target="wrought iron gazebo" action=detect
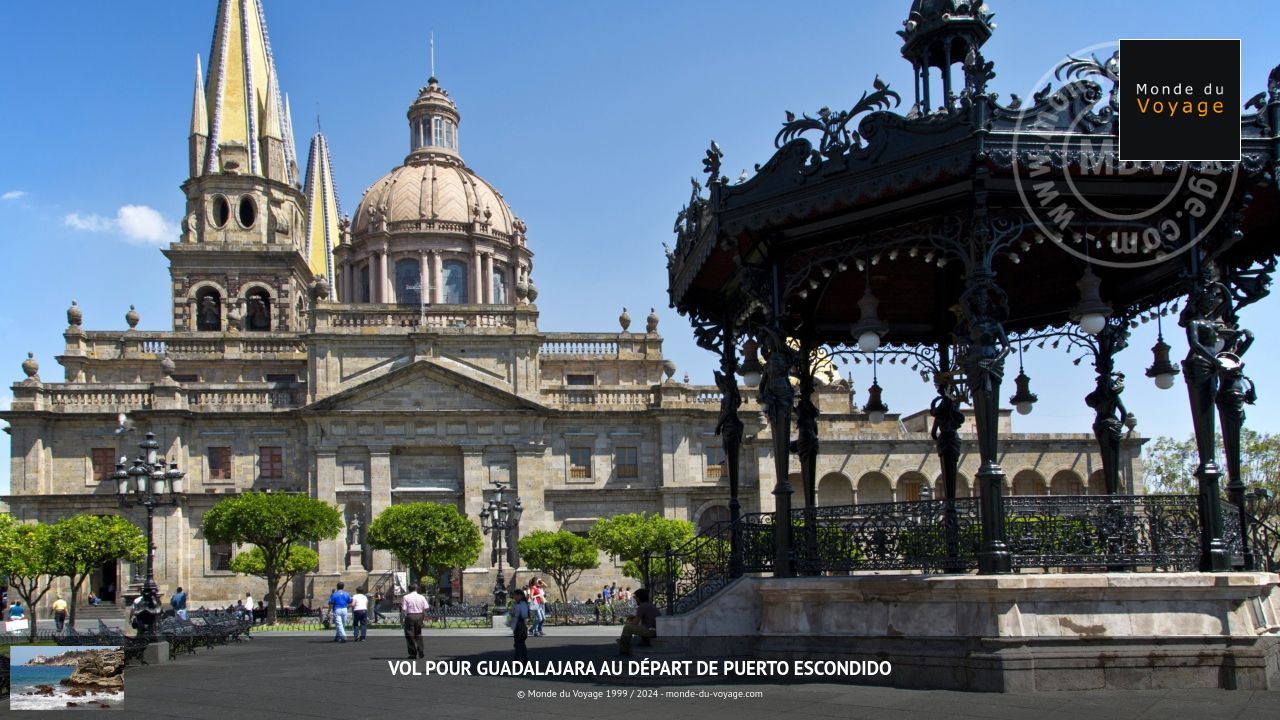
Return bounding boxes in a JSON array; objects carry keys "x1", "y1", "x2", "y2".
[{"x1": 663, "y1": 0, "x2": 1280, "y2": 607}]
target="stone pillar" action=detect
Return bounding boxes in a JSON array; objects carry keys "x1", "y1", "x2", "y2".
[
  {"x1": 473, "y1": 251, "x2": 483, "y2": 304},
  {"x1": 419, "y1": 251, "x2": 429, "y2": 305},
  {"x1": 386, "y1": 250, "x2": 396, "y2": 303},
  {"x1": 482, "y1": 253, "x2": 494, "y2": 304},
  {"x1": 378, "y1": 248, "x2": 390, "y2": 303},
  {"x1": 369, "y1": 448, "x2": 393, "y2": 571},
  {"x1": 461, "y1": 446, "x2": 490, "y2": 602},
  {"x1": 315, "y1": 448, "x2": 345, "y2": 574},
  {"x1": 431, "y1": 252, "x2": 443, "y2": 304}
]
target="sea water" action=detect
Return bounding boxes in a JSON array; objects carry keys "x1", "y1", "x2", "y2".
[{"x1": 9, "y1": 664, "x2": 124, "y2": 711}]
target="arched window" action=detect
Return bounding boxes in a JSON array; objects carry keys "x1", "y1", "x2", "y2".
[
  {"x1": 444, "y1": 119, "x2": 456, "y2": 150},
  {"x1": 697, "y1": 506, "x2": 731, "y2": 534},
  {"x1": 492, "y1": 264, "x2": 507, "y2": 304},
  {"x1": 244, "y1": 288, "x2": 271, "y2": 332},
  {"x1": 898, "y1": 471, "x2": 929, "y2": 502},
  {"x1": 395, "y1": 258, "x2": 421, "y2": 306},
  {"x1": 432, "y1": 116, "x2": 444, "y2": 148},
  {"x1": 1052, "y1": 471, "x2": 1086, "y2": 496},
  {"x1": 195, "y1": 287, "x2": 222, "y2": 331},
  {"x1": 817, "y1": 473, "x2": 853, "y2": 506},
  {"x1": 1012, "y1": 470, "x2": 1047, "y2": 496},
  {"x1": 442, "y1": 259, "x2": 468, "y2": 304},
  {"x1": 358, "y1": 263, "x2": 371, "y2": 303},
  {"x1": 856, "y1": 472, "x2": 892, "y2": 504}
]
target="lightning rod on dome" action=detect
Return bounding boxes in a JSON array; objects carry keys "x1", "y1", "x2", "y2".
[{"x1": 430, "y1": 32, "x2": 436, "y2": 79}]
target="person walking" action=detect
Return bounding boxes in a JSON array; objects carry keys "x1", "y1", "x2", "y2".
[
  {"x1": 328, "y1": 582, "x2": 352, "y2": 643},
  {"x1": 52, "y1": 596, "x2": 69, "y2": 632},
  {"x1": 509, "y1": 589, "x2": 530, "y2": 661},
  {"x1": 400, "y1": 583, "x2": 428, "y2": 659},
  {"x1": 241, "y1": 593, "x2": 254, "y2": 622},
  {"x1": 371, "y1": 591, "x2": 386, "y2": 623},
  {"x1": 527, "y1": 578, "x2": 547, "y2": 637},
  {"x1": 351, "y1": 586, "x2": 369, "y2": 642},
  {"x1": 170, "y1": 587, "x2": 188, "y2": 621}
]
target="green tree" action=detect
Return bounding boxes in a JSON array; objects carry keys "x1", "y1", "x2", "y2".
[
  {"x1": 517, "y1": 530, "x2": 599, "y2": 603},
  {"x1": 51, "y1": 515, "x2": 147, "y2": 628},
  {"x1": 1144, "y1": 430, "x2": 1280, "y2": 495},
  {"x1": 228, "y1": 545, "x2": 319, "y2": 613},
  {"x1": 0, "y1": 517, "x2": 60, "y2": 642},
  {"x1": 200, "y1": 492, "x2": 342, "y2": 623},
  {"x1": 367, "y1": 503, "x2": 483, "y2": 596},
  {"x1": 1145, "y1": 431, "x2": 1280, "y2": 568},
  {"x1": 588, "y1": 512, "x2": 694, "y2": 584}
]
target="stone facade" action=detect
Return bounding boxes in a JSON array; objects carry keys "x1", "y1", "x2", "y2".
[{"x1": 0, "y1": 0, "x2": 1144, "y2": 611}]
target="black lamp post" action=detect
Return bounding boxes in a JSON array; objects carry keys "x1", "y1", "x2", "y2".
[
  {"x1": 478, "y1": 480, "x2": 522, "y2": 607},
  {"x1": 109, "y1": 431, "x2": 185, "y2": 637}
]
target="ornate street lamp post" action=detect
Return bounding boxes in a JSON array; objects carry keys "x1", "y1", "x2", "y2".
[
  {"x1": 479, "y1": 480, "x2": 522, "y2": 607},
  {"x1": 108, "y1": 431, "x2": 185, "y2": 638}
]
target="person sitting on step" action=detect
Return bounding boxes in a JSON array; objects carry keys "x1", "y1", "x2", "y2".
[{"x1": 617, "y1": 588, "x2": 658, "y2": 655}]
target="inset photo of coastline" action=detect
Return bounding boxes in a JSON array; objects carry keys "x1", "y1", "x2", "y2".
[{"x1": 8, "y1": 645, "x2": 124, "y2": 711}]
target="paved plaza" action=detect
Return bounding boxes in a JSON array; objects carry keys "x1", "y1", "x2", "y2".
[{"x1": 106, "y1": 632, "x2": 1280, "y2": 720}]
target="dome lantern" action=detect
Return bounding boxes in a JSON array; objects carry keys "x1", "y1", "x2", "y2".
[{"x1": 407, "y1": 76, "x2": 461, "y2": 161}]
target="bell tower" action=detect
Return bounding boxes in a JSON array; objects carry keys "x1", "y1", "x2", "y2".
[{"x1": 166, "y1": 0, "x2": 311, "y2": 333}]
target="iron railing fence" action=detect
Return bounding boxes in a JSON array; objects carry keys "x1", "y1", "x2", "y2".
[{"x1": 655, "y1": 494, "x2": 1259, "y2": 614}]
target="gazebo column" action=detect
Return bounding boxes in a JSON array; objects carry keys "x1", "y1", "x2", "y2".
[
  {"x1": 711, "y1": 324, "x2": 745, "y2": 578},
  {"x1": 1215, "y1": 281, "x2": 1257, "y2": 570},
  {"x1": 1181, "y1": 259, "x2": 1231, "y2": 572},
  {"x1": 962, "y1": 269, "x2": 1011, "y2": 574},
  {"x1": 759, "y1": 327, "x2": 795, "y2": 578},
  {"x1": 793, "y1": 339, "x2": 820, "y2": 575},
  {"x1": 1087, "y1": 319, "x2": 1130, "y2": 495},
  {"x1": 930, "y1": 345, "x2": 965, "y2": 572}
]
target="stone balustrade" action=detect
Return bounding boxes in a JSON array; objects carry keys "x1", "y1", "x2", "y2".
[
  {"x1": 540, "y1": 340, "x2": 620, "y2": 357},
  {"x1": 540, "y1": 383, "x2": 754, "y2": 411},
  {"x1": 10, "y1": 382, "x2": 304, "y2": 413},
  {"x1": 65, "y1": 331, "x2": 307, "y2": 360},
  {"x1": 314, "y1": 304, "x2": 522, "y2": 332}
]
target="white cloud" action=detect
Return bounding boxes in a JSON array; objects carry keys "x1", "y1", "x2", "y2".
[
  {"x1": 117, "y1": 205, "x2": 178, "y2": 244},
  {"x1": 1, "y1": 190, "x2": 27, "y2": 200},
  {"x1": 64, "y1": 212, "x2": 115, "y2": 232},
  {"x1": 64, "y1": 205, "x2": 178, "y2": 245}
]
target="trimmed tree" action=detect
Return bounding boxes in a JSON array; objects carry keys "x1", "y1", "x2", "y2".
[
  {"x1": 0, "y1": 517, "x2": 61, "y2": 642},
  {"x1": 517, "y1": 529, "x2": 599, "y2": 603},
  {"x1": 367, "y1": 503, "x2": 483, "y2": 596},
  {"x1": 588, "y1": 512, "x2": 694, "y2": 584},
  {"x1": 200, "y1": 492, "x2": 343, "y2": 623},
  {"x1": 228, "y1": 545, "x2": 320, "y2": 613},
  {"x1": 51, "y1": 514, "x2": 147, "y2": 628}
]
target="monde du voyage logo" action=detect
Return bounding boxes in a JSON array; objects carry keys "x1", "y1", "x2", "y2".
[{"x1": 1013, "y1": 39, "x2": 1242, "y2": 268}]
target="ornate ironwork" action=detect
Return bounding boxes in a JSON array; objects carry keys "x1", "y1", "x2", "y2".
[
  {"x1": 792, "y1": 499, "x2": 982, "y2": 574},
  {"x1": 1005, "y1": 495, "x2": 1200, "y2": 571},
  {"x1": 774, "y1": 76, "x2": 902, "y2": 158},
  {"x1": 657, "y1": 513, "x2": 776, "y2": 615}
]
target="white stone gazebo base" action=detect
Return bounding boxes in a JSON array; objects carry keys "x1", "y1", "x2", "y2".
[{"x1": 658, "y1": 572, "x2": 1280, "y2": 691}]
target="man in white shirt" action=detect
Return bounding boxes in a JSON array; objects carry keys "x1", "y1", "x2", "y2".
[
  {"x1": 351, "y1": 587, "x2": 370, "y2": 642},
  {"x1": 400, "y1": 584, "x2": 429, "y2": 659},
  {"x1": 241, "y1": 593, "x2": 254, "y2": 622}
]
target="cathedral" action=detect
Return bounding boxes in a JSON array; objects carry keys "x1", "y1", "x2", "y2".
[{"x1": 1, "y1": 0, "x2": 1144, "y2": 607}]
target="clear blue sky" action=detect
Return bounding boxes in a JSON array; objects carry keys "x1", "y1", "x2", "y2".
[{"x1": 2, "y1": 1, "x2": 1279, "y2": 495}]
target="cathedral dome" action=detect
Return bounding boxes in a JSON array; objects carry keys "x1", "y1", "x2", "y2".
[
  {"x1": 351, "y1": 77, "x2": 524, "y2": 244},
  {"x1": 335, "y1": 76, "x2": 533, "y2": 306},
  {"x1": 352, "y1": 158, "x2": 520, "y2": 240}
]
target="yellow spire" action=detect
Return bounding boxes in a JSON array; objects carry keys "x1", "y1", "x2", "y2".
[
  {"x1": 303, "y1": 132, "x2": 341, "y2": 297},
  {"x1": 202, "y1": 0, "x2": 294, "y2": 182},
  {"x1": 191, "y1": 55, "x2": 208, "y2": 138}
]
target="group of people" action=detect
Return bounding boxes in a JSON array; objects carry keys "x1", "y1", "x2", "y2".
[
  {"x1": 597, "y1": 583, "x2": 634, "y2": 603},
  {"x1": 326, "y1": 582, "x2": 373, "y2": 643}
]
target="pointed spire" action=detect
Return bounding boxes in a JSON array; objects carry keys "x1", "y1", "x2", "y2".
[
  {"x1": 191, "y1": 55, "x2": 208, "y2": 138},
  {"x1": 262, "y1": 71, "x2": 282, "y2": 140},
  {"x1": 304, "y1": 132, "x2": 342, "y2": 298},
  {"x1": 201, "y1": 0, "x2": 290, "y2": 179},
  {"x1": 282, "y1": 93, "x2": 299, "y2": 186}
]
